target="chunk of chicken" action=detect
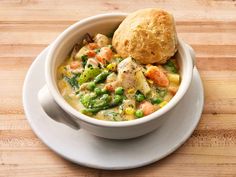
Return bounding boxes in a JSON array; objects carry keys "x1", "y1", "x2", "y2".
[
  {"x1": 117, "y1": 57, "x2": 151, "y2": 96},
  {"x1": 85, "y1": 58, "x2": 99, "y2": 69},
  {"x1": 117, "y1": 57, "x2": 139, "y2": 90},
  {"x1": 93, "y1": 34, "x2": 111, "y2": 47}
]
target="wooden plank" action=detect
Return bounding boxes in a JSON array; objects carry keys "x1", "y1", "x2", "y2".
[
  {"x1": 0, "y1": 0, "x2": 235, "y2": 22},
  {"x1": 0, "y1": 44, "x2": 236, "y2": 59},
  {"x1": 0, "y1": 114, "x2": 235, "y2": 154},
  {"x1": 196, "y1": 57, "x2": 236, "y2": 71},
  {"x1": 0, "y1": 45, "x2": 47, "y2": 58},
  {"x1": 0, "y1": 115, "x2": 31, "y2": 130},
  {"x1": 193, "y1": 45, "x2": 236, "y2": 58},
  {"x1": 0, "y1": 114, "x2": 236, "y2": 176},
  {"x1": 0, "y1": 0, "x2": 236, "y2": 176},
  {"x1": 1, "y1": 31, "x2": 236, "y2": 45},
  {"x1": 1, "y1": 20, "x2": 236, "y2": 33}
]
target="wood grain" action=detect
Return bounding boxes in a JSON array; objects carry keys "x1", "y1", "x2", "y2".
[{"x1": 0, "y1": 0, "x2": 236, "y2": 176}]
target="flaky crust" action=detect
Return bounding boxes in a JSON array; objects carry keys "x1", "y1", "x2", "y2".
[{"x1": 112, "y1": 8, "x2": 177, "y2": 64}]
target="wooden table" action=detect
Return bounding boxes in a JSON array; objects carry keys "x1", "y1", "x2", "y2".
[{"x1": 1, "y1": 0, "x2": 236, "y2": 176}]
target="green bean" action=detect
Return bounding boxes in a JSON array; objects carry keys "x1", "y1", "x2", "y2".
[
  {"x1": 78, "y1": 67, "x2": 101, "y2": 84},
  {"x1": 81, "y1": 100, "x2": 121, "y2": 115},
  {"x1": 94, "y1": 71, "x2": 109, "y2": 83},
  {"x1": 92, "y1": 99, "x2": 108, "y2": 108},
  {"x1": 81, "y1": 107, "x2": 106, "y2": 115},
  {"x1": 101, "y1": 94, "x2": 112, "y2": 102},
  {"x1": 80, "y1": 93, "x2": 97, "y2": 108}
]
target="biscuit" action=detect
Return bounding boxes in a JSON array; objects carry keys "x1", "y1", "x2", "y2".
[{"x1": 112, "y1": 8, "x2": 177, "y2": 64}]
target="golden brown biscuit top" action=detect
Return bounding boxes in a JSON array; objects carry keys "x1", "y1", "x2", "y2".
[{"x1": 112, "y1": 8, "x2": 177, "y2": 64}]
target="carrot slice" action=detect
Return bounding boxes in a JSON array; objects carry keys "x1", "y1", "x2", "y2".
[
  {"x1": 95, "y1": 55, "x2": 106, "y2": 64},
  {"x1": 105, "y1": 84, "x2": 114, "y2": 92},
  {"x1": 146, "y1": 66, "x2": 169, "y2": 87},
  {"x1": 70, "y1": 61, "x2": 80, "y2": 69},
  {"x1": 139, "y1": 101, "x2": 155, "y2": 116},
  {"x1": 87, "y1": 50, "x2": 96, "y2": 57},
  {"x1": 88, "y1": 43, "x2": 99, "y2": 50}
]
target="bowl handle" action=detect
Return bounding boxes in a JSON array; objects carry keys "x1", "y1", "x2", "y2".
[
  {"x1": 38, "y1": 85, "x2": 80, "y2": 130},
  {"x1": 186, "y1": 44, "x2": 196, "y2": 68}
]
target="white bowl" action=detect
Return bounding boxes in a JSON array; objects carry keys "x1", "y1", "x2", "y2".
[{"x1": 38, "y1": 13, "x2": 195, "y2": 139}]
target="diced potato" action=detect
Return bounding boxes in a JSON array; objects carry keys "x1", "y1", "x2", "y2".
[
  {"x1": 136, "y1": 70, "x2": 151, "y2": 96},
  {"x1": 168, "y1": 85, "x2": 179, "y2": 95},
  {"x1": 164, "y1": 93, "x2": 173, "y2": 101},
  {"x1": 93, "y1": 33, "x2": 111, "y2": 47},
  {"x1": 167, "y1": 73, "x2": 180, "y2": 85}
]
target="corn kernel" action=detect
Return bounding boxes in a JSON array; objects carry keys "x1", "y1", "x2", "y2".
[
  {"x1": 127, "y1": 88, "x2": 135, "y2": 94},
  {"x1": 106, "y1": 63, "x2": 117, "y2": 71},
  {"x1": 159, "y1": 101, "x2": 168, "y2": 108},
  {"x1": 65, "y1": 70, "x2": 72, "y2": 77},
  {"x1": 125, "y1": 107, "x2": 135, "y2": 115},
  {"x1": 58, "y1": 66, "x2": 65, "y2": 74}
]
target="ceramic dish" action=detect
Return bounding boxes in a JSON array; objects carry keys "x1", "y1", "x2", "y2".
[
  {"x1": 38, "y1": 13, "x2": 195, "y2": 139},
  {"x1": 23, "y1": 47, "x2": 203, "y2": 169}
]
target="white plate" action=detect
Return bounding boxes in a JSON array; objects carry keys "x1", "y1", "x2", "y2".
[{"x1": 23, "y1": 47, "x2": 204, "y2": 170}]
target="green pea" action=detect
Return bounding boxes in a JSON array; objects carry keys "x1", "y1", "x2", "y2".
[
  {"x1": 135, "y1": 93, "x2": 145, "y2": 102},
  {"x1": 114, "y1": 95, "x2": 123, "y2": 104},
  {"x1": 87, "y1": 82, "x2": 96, "y2": 91},
  {"x1": 151, "y1": 98, "x2": 163, "y2": 104},
  {"x1": 135, "y1": 109, "x2": 144, "y2": 118},
  {"x1": 115, "y1": 87, "x2": 124, "y2": 95},
  {"x1": 94, "y1": 87, "x2": 102, "y2": 95},
  {"x1": 101, "y1": 88, "x2": 109, "y2": 94}
]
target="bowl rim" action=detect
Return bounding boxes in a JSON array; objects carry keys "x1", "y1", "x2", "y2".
[{"x1": 45, "y1": 12, "x2": 193, "y2": 127}]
